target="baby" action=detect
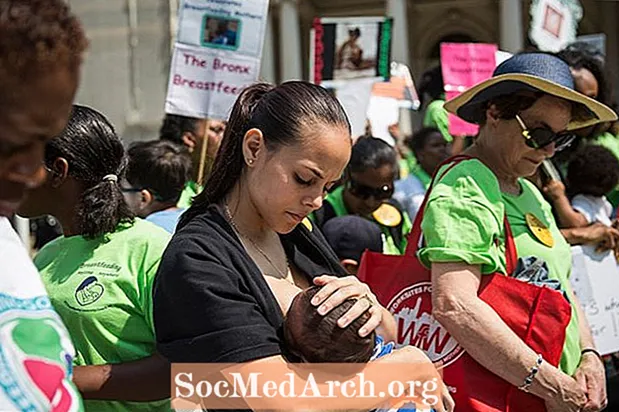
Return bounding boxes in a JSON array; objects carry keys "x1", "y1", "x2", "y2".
[
  {"x1": 283, "y1": 286, "x2": 388, "y2": 363},
  {"x1": 283, "y1": 286, "x2": 434, "y2": 412}
]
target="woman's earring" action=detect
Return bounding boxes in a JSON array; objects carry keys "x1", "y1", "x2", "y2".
[{"x1": 247, "y1": 159, "x2": 254, "y2": 165}]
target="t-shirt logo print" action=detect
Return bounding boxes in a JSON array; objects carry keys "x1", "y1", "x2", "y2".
[{"x1": 75, "y1": 276, "x2": 104, "y2": 306}]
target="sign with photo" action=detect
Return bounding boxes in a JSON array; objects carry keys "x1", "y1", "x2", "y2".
[
  {"x1": 311, "y1": 16, "x2": 392, "y2": 85},
  {"x1": 165, "y1": 0, "x2": 269, "y2": 120},
  {"x1": 529, "y1": 0, "x2": 583, "y2": 52},
  {"x1": 176, "y1": 0, "x2": 268, "y2": 58},
  {"x1": 441, "y1": 42, "x2": 497, "y2": 137}
]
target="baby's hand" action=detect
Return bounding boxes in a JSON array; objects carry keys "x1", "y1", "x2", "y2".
[{"x1": 543, "y1": 179, "x2": 566, "y2": 202}]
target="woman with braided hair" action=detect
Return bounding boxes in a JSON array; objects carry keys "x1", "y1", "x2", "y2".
[{"x1": 19, "y1": 105, "x2": 172, "y2": 411}]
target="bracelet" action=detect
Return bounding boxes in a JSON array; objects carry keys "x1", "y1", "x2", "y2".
[
  {"x1": 518, "y1": 354, "x2": 543, "y2": 392},
  {"x1": 581, "y1": 348, "x2": 603, "y2": 362}
]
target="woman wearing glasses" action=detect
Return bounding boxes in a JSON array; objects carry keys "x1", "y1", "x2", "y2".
[
  {"x1": 313, "y1": 136, "x2": 412, "y2": 255},
  {"x1": 18, "y1": 105, "x2": 172, "y2": 411},
  {"x1": 419, "y1": 53, "x2": 616, "y2": 412}
]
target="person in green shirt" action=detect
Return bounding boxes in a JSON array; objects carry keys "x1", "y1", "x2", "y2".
[
  {"x1": 159, "y1": 114, "x2": 226, "y2": 208},
  {"x1": 393, "y1": 128, "x2": 449, "y2": 221},
  {"x1": 18, "y1": 105, "x2": 171, "y2": 412},
  {"x1": 422, "y1": 53, "x2": 617, "y2": 411},
  {"x1": 313, "y1": 136, "x2": 412, "y2": 255}
]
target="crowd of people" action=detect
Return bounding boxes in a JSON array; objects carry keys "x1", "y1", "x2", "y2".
[{"x1": 5, "y1": 1, "x2": 619, "y2": 412}]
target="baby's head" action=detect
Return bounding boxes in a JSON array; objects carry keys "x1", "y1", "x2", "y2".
[
  {"x1": 568, "y1": 145, "x2": 619, "y2": 197},
  {"x1": 284, "y1": 286, "x2": 375, "y2": 363}
]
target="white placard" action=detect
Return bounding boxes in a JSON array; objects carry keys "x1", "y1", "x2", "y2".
[
  {"x1": 530, "y1": 0, "x2": 582, "y2": 53},
  {"x1": 165, "y1": 43, "x2": 260, "y2": 120},
  {"x1": 165, "y1": 0, "x2": 268, "y2": 119},
  {"x1": 177, "y1": 0, "x2": 269, "y2": 59},
  {"x1": 570, "y1": 245, "x2": 619, "y2": 355},
  {"x1": 326, "y1": 77, "x2": 381, "y2": 140},
  {"x1": 366, "y1": 96, "x2": 399, "y2": 146}
]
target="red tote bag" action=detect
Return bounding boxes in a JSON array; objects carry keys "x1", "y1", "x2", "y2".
[{"x1": 357, "y1": 156, "x2": 572, "y2": 412}]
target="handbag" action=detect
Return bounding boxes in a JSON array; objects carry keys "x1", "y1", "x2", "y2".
[{"x1": 358, "y1": 156, "x2": 572, "y2": 411}]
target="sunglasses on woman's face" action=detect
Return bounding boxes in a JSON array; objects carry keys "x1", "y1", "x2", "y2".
[
  {"x1": 347, "y1": 179, "x2": 394, "y2": 201},
  {"x1": 515, "y1": 114, "x2": 576, "y2": 152}
]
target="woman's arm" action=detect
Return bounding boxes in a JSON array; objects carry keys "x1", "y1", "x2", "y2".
[
  {"x1": 561, "y1": 223, "x2": 619, "y2": 249},
  {"x1": 431, "y1": 262, "x2": 586, "y2": 410},
  {"x1": 543, "y1": 180, "x2": 588, "y2": 228},
  {"x1": 73, "y1": 353, "x2": 169, "y2": 401}
]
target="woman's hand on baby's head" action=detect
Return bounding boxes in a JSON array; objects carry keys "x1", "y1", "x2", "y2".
[{"x1": 311, "y1": 275, "x2": 382, "y2": 337}]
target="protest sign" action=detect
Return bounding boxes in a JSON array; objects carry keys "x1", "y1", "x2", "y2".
[
  {"x1": 366, "y1": 62, "x2": 419, "y2": 144},
  {"x1": 176, "y1": 0, "x2": 268, "y2": 58},
  {"x1": 529, "y1": 0, "x2": 583, "y2": 52},
  {"x1": 441, "y1": 43, "x2": 497, "y2": 137},
  {"x1": 311, "y1": 16, "x2": 392, "y2": 84},
  {"x1": 165, "y1": 43, "x2": 259, "y2": 120},
  {"x1": 165, "y1": 0, "x2": 269, "y2": 120},
  {"x1": 571, "y1": 245, "x2": 619, "y2": 355}
]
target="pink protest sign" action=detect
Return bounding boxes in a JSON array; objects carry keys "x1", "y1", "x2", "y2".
[{"x1": 441, "y1": 43, "x2": 498, "y2": 136}]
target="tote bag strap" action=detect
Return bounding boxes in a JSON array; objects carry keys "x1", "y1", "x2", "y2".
[{"x1": 407, "y1": 154, "x2": 518, "y2": 275}]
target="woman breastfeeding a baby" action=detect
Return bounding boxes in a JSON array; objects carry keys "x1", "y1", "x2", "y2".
[{"x1": 152, "y1": 81, "x2": 453, "y2": 412}]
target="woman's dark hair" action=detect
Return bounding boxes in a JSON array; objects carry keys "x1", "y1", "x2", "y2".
[
  {"x1": 179, "y1": 81, "x2": 351, "y2": 228},
  {"x1": 126, "y1": 140, "x2": 191, "y2": 204},
  {"x1": 473, "y1": 92, "x2": 541, "y2": 126},
  {"x1": 558, "y1": 44, "x2": 614, "y2": 110},
  {"x1": 45, "y1": 104, "x2": 134, "y2": 238},
  {"x1": 405, "y1": 127, "x2": 443, "y2": 154},
  {"x1": 418, "y1": 65, "x2": 444, "y2": 105},
  {"x1": 284, "y1": 286, "x2": 375, "y2": 363},
  {"x1": 567, "y1": 145, "x2": 619, "y2": 197},
  {"x1": 159, "y1": 114, "x2": 201, "y2": 146},
  {"x1": 347, "y1": 136, "x2": 398, "y2": 176}
]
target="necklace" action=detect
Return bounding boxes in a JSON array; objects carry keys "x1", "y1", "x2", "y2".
[{"x1": 223, "y1": 203, "x2": 292, "y2": 282}]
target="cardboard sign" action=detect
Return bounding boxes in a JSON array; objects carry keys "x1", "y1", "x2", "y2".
[
  {"x1": 176, "y1": 0, "x2": 268, "y2": 58},
  {"x1": 165, "y1": 0, "x2": 269, "y2": 119},
  {"x1": 441, "y1": 43, "x2": 497, "y2": 137},
  {"x1": 530, "y1": 0, "x2": 583, "y2": 52},
  {"x1": 571, "y1": 245, "x2": 619, "y2": 356},
  {"x1": 165, "y1": 44, "x2": 259, "y2": 120}
]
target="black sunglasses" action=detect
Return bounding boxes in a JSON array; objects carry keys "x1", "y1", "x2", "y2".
[
  {"x1": 347, "y1": 179, "x2": 394, "y2": 201},
  {"x1": 515, "y1": 114, "x2": 576, "y2": 152}
]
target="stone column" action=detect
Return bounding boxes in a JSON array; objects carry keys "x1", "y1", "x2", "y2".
[
  {"x1": 260, "y1": 10, "x2": 276, "y2": 83},
  {"x1": 386, "y1": 0, "x2": 410, "y2": 66},
  {"x1": 500, "y1": 0, "x2": 524, "y2": 53},
  {"x1": 279, "y1": 0, "x2": 303, "y2": 81}
]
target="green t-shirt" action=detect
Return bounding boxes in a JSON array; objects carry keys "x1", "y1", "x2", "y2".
[
  {"x1": 593, "y1": 132, "x2": 619, "y2": 208},
  {"x1": 423, "y1": 99, "x2": 454, "y2": 143},
  {"x1": 35, "y1": 219, "x2": 171, "y2": 412},
  {"x1": 399, "y1": 153, "x2": 418, "y2": 179},
  {"x1": 418, "y1": 159, "x2": 580, "y2": 375},
  {"x1": 410, "y1": 164, "x2": 432, "y2": 190},
  {"x1": 323, "y1": 186, "x2": 413, "y2": 255},
  {"x1": 176, "y1": 180, "x2": 202, "y2": 209}
]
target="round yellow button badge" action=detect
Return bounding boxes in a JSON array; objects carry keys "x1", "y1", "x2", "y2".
[{"x1": 525, "y1": 213, "x2": 554, "y2": 248}]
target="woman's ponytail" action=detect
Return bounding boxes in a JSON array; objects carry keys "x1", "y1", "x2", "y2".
[
  {"x1": 46, "y1": 105, "x2": 134, "y2": 239},
  {"x1": 178, "y1": 83, "x2": 274, "y2": 228}
]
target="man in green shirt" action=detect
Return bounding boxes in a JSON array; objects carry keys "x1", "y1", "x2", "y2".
[
  {"x1": 159, "y1": 114, "x2": 226, "y2": 208},
  {"x1": 313, "y1": 137, "x2": 412, "y2": 255}
]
